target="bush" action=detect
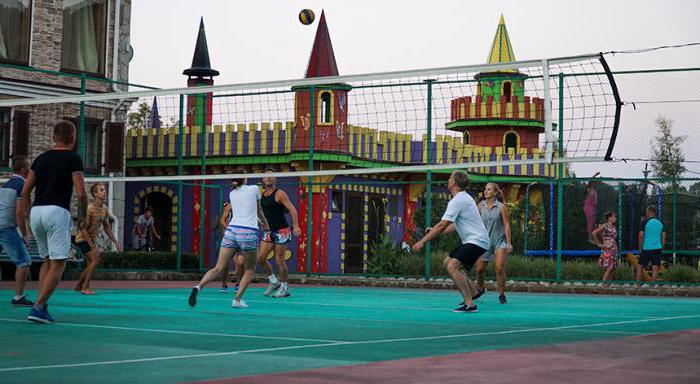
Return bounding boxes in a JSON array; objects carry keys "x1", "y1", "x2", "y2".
[
  {"x1": 663, "y1": 264, "x2": 700, "y2": 283},
  {"x1": 100, "y1": 251, "x2": 199, "y2": 270}
]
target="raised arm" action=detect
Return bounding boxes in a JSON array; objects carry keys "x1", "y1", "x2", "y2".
[
  {"x1": 276, "y1": 190, "x2": 301, "y2": 237},
  {"x1": 413, "y1": 219, "x2": 452, "y2": 252},
  {"x1": 257, "y1": 200, "x2": 270, "y2": 232},
  {"x1": 220, "y1": 204, "x2": 232, "y2": 231}
]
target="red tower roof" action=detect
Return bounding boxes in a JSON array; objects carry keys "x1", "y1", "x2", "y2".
[{"x1": 304, "y1": 11, "x2": 339, "y2": 78}]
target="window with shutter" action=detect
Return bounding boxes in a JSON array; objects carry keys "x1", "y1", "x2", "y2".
[
  {"x1": 105, "y1": 122, "x2": 125, "y2": 173},
  {"x1": 11, "y1": 110, "x2": 30, "y2": 159},
  {"x1": 0, "y1": 108, "x2": 10, "y2": 167}
]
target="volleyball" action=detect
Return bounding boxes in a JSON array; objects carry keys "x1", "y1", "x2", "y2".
[{"x1": 299, "y1": 9, "x2": 315, "y2": 25}]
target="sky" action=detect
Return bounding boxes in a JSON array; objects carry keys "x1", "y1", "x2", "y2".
[{"x1": 127, "y1": 0, "x2": 700, "y2": 180}]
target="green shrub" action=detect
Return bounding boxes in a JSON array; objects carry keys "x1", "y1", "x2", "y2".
[
  {"x1": 663, "y1": 264, "x2": 700, "y2": 283},
  {"x1": 100, "y1": 251, "x2": 199, "y2": 270}
]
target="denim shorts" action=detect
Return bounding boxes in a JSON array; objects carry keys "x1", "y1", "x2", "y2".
[
  {"x1": 0, "y1": 227, "x2": 31, "y2": 267},
  {"x1": 221, "y1": 225, "x2": 259, "y2": 251}
]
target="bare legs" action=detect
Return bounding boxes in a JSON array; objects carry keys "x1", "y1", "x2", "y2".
[
  {"x1": 444, "y1": 257, "x2": 475, "y2": 306},
  {"x1": 14, "y1": 266, "x2": 29, "y2": 297},
  {"x1": 36, "y1": 260, "x2": 67, "y2": 306},
  {"x1": 234, "y1": 250, "x2": 257, "y2": 301},
  {"x1": 475, "y1": 249, "x2": 508, "y2": 296},
  {"x1": 75, "y1": 249, "x2": 101, "y2": 293}
]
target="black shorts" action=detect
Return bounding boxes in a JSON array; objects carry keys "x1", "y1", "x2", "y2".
[
  {"x1": 639, "y1": 249, "x2": 662, "y2": 266},
  {"x1": 449, "y1": 243, "x2": 487, "y2": 271},
  {"x1": 75, "y1": 241, "x2": 94, "y2": 255}
]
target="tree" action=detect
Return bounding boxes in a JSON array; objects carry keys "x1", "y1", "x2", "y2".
[
  {"x1": 127, "y1": 102, "x2": 151, "y2": 134},
  {"x1": 650, "y1": 116, "x2": 686, "y2": 190},
  {"x1": 689, "y1": 182, "x2": 700, "y2": 195}
]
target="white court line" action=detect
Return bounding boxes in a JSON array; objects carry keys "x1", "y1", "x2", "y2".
[
  {"x1": 0, "y1": 318, "x2": 341, "y2": 344},
  {"x1": 99, "y1": 292, "x2": 658, "y2": 319},
  {"x1": 0, "y1": 314, "x2": 697, "y2": 373}
]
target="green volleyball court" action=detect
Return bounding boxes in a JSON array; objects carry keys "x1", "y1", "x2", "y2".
[{"x1": 0, "y1": 282, "x2": 698, "y2": 383}]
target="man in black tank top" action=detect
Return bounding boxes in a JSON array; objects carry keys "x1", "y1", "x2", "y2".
[{"x1": 258, "y1": 168, "x2": 301, "y2": 298}]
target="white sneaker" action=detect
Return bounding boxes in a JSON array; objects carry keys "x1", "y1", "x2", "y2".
[
  {"x1": 272, "y1": 287, "x2": 291, "y2": 298},
  {"x1": 264, "y1": 282, "x2": 281, "y2": 297},
  {"x1": 231, "y1": 299, "x2": 248, "y2": 308}
]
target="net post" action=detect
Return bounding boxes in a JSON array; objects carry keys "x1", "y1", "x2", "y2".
[
  {"x1": 199, "y1": 94, "x2": 206, "y2": 271},
  {"x1": 306, "y1": 85, "x2": 315, "y2": 275},
  {"x1": 79, "y1": 73, "x2": 86, "y2": 161},
  {"x1": 176, "y1": 94, "x2": 184, "y2": 271},
  {"x1": 555, "y1": 72, "x2": 563, "y2": 282},
  {"x1": 424, "y1": 79, "x2": 435, "y2": 281},
  {"x1": 673, "y1": 189, "x2": 677, "y2": 265},
  {"x1": 543, "y1": 59, "x2": 553, "y2": 163},
  {"x1": 524, "y1": 183, "x2": 532, "y2": 254},
  {"x1": 618, "y1": 182, "x2": 623, "y2": 264}
]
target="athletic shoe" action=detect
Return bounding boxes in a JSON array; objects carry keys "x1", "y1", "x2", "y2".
[
  {"x1": 456, "y1": 289, "x2": 485, "y2": 306},
  {"x1": 272, "y1": 287, "x2": 291, "y2": 298},
  {"x1": 472, "y1": 289, "x2": 485, "y2": 301},
  {"x1": 188, "y1": 287, "x2": 199, "y2": 307},
  {"x1": 452, "y1": 304, "x2": 478, "y2": 313},
  {"x1": 231, "y1": 299, "x2": 248, "y2": 308},
  {"x1": 233, "y1": 284, "x2": 239, "y2": 292},
  {"x1": 264, "y1": 282, "x2": 281, "y2": 297},
  {"x1": 220, "y1": 285, "x2": 229, "y2": 293},
  {"x1": 499, "y1": 294, "x2": 508, "y2": 304},
  {"x1": 12, "y1": 296, "x2": 34, "y2": 307},
  {"x1": 28, "y1": 306, "x2": 54, "y2": 324}
]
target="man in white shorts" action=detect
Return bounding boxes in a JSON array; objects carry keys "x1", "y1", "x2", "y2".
[
  {"x1": 19, "y1": 121, "x2": 87, "y2": 324},
  {"x1": 413, "y1": 171, "x2": 490, "y2": 313}
]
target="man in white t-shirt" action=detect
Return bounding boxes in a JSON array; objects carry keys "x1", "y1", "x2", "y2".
[{"x1": 413, "y1": 171, "x2": 489, "y2": 313}]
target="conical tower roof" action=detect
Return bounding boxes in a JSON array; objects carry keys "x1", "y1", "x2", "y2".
[
  {"x1": 486, "y1": 14, "x2": 517, "y2": 71},
  {"x1": 183, "y1": 17, "x2": 220, "y2": 78},
  {"x1": 304, "y1": 11, "x2": 339, "y2": 78}
]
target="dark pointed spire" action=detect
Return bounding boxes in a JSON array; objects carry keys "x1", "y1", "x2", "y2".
[
  {"x1": 304, "y1": 11, "x2": 339, "y2": 78},
  {"x1": 183, "y1": 17, "x2": 219, "y2": 78}
]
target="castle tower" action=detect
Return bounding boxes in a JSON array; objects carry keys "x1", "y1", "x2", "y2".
[
  {"x1": 182, "y1": 17, "x2": 219, "y2": 262},
  {"x1": 293, "y1": 10, "x2": 351, "y2": 153},
  {"x1": 183, "y1": 17, "x2": 219, "y2": 128},
  {"x1": 446, "y1": 15, "x2": 544, "y2": 153}
]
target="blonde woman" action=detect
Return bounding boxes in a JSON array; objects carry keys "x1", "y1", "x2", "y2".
[{"x1": 475, "y1": 183, "x2": 512, "y2": 304}]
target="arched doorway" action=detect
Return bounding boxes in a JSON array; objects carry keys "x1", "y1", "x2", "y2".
[{"x1": 142, "y1": 192, "x2": 172, "y2": 252}]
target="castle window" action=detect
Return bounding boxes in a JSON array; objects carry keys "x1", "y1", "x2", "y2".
[
  {"x1": 0, "y1": 0, "x2": 32, "y2": 65},
  {"x1": 320, "y1": 91, "x2": 332, "y2": 124},
  {"x1": 61, "y1": 0, "x2": 108, "y2": 75},
  {"x1": 463, "y1": 131, "x2": 470, "y2": 145},
  {"x1": 502, "y1": 81, "x2": 512, "y2": 100},
  {"x1": 504, "y1": 131, "x2": 518, "y2": 152}
]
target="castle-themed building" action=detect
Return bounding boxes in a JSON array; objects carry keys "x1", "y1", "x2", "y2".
[{"x1": 124, "y1": 13, "x2": 554, "y2": 273}]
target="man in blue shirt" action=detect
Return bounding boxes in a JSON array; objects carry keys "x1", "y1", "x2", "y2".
[
  {"x1": 0, "y1": 156, "x2": 34, "y2": 306},
  {"x1": 637, "y1": 205, "x2": 666, "y2": 283}
]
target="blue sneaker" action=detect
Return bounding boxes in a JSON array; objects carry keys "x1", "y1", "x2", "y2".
[
  {"x1": 220, "y1": 285, "x2": 229, "y2": 293},
  {"x1": 28, "y1": 306, "x2": 54, "y2": 324},
  {"x1": 233, "y1": 284, "x2": 239, "y2": 292}
]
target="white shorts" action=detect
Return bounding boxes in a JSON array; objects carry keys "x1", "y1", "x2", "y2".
[{"x1": 30, "y1": 205, "x2": 72, "y2": 261}]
